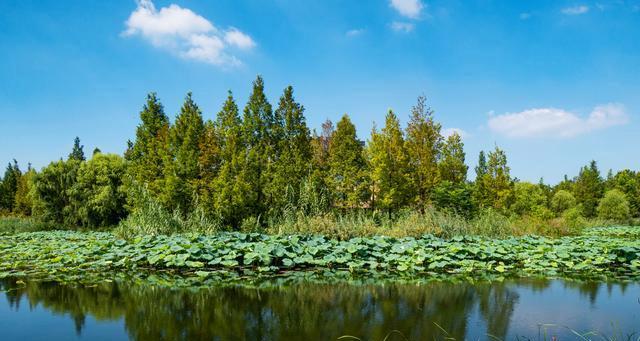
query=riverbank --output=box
[1,227,639,284]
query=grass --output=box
[0,216,58,234]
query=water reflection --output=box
[0,277,638,340]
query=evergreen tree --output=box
[126,93,171,209]
[405,95,442,209]
[13,167,36,216]
[68,137,86,161]
[573,160,603,218]
[367,110,410,212]
[241,76,275,217]
[267,86,312,213]
[328,115,369,209]
[310,119,334,183]
[0,160,21,212]
[164,92,205,213]
[485,146,514,210]
[473,151,490,208]
[92,148,102,156]
[439,132,468,184]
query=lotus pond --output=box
[1,227,640,340]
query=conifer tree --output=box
[367,110,410,212]
[574,160,604,218]
[241,76,274,217]
[405,95,443,209]
[439,132,468,184]
[13,166,36,216]
[267,86,312,213]
[0,160,21,212]
[68,137,86,161]
[473,151,490,208]
[310,119,334,182]
[210,91,252,226]
[164,92,205,213]
[328,115,369,209]
[126,93,170,207]
[485,146,514,210]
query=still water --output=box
[0,277,638,340]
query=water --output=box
[0,278,638,340]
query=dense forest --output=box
[0,76,638,237]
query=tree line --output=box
[1,76,638,230]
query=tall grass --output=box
[0,216,58,234]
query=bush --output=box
[551,190,577,214]
[32,159,80,225]
[597,189,631,221]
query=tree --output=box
[405,95,443,209]
[13,166,36,216]
[0,160,21,212]
[574,160,603,218]
[203,91,252,226]
[512,181,551,218]
[439,132,468,184]
[328,115,369,209]
[367,110,410,212]
[606,169,640,217]
[163,92,205,213]
[32,159,80,225]
[475,146,514,211]
[241,75,275,217]
[125,93,171,209]
[551,190,577,214]
[266,86,312,214]
[69,153,127,227]
[68,137,86,161]
[432,181,475,217]
[597,189,630,221]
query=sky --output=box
[0,0,639,183]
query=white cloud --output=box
[346,28,365,37]
[391,21,415,33]
[123,0,255,66]
[442,128,468,139]
[390,0,424,19]
[561,5,590,15]
[488,103,629,138]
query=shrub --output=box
[551,190,577,214]
[597,189,631,221]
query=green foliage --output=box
[574,160,603,218]
[597,189,631,221]
[0,160,21,213]
[405,95,442,208]
[551,190,577,214]
[328,115,370,209]
[69,153,127,227]
[125,93,171,210]
[68,137,86,161]
[431,181,475,217]
[163,92,205,213]
[605,169,640,217]
[32,159,80,225]
[13,168,36,216]
[438,132,467,184]
[367,110,411,211]
[512,182,549,218]
[475,147,514,211]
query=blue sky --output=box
[1,0,639,183]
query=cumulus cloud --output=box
[390,0,424,19]
[561,5,590,15]
[488,103,629,138]
[123,0,255,66]
[442,128,467,139]
[391,21,415,33]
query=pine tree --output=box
[485,146,514,210]
[367,110,410,212]
[473,151,490,208]
[266,86,312,213]
[574,160,604,218]
[328,115,369,209]
[405,95,443,209]
[126,93,171,208]
[210,91,252,226]
[68,137,86,161]
[0,160,21,212]
[241,76,275,217]
[163,92,205,213]
[439,132,468,184]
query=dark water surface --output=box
[0,277,639,340]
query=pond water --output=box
[0,277,638,340]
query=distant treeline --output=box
[0,76,637,230]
